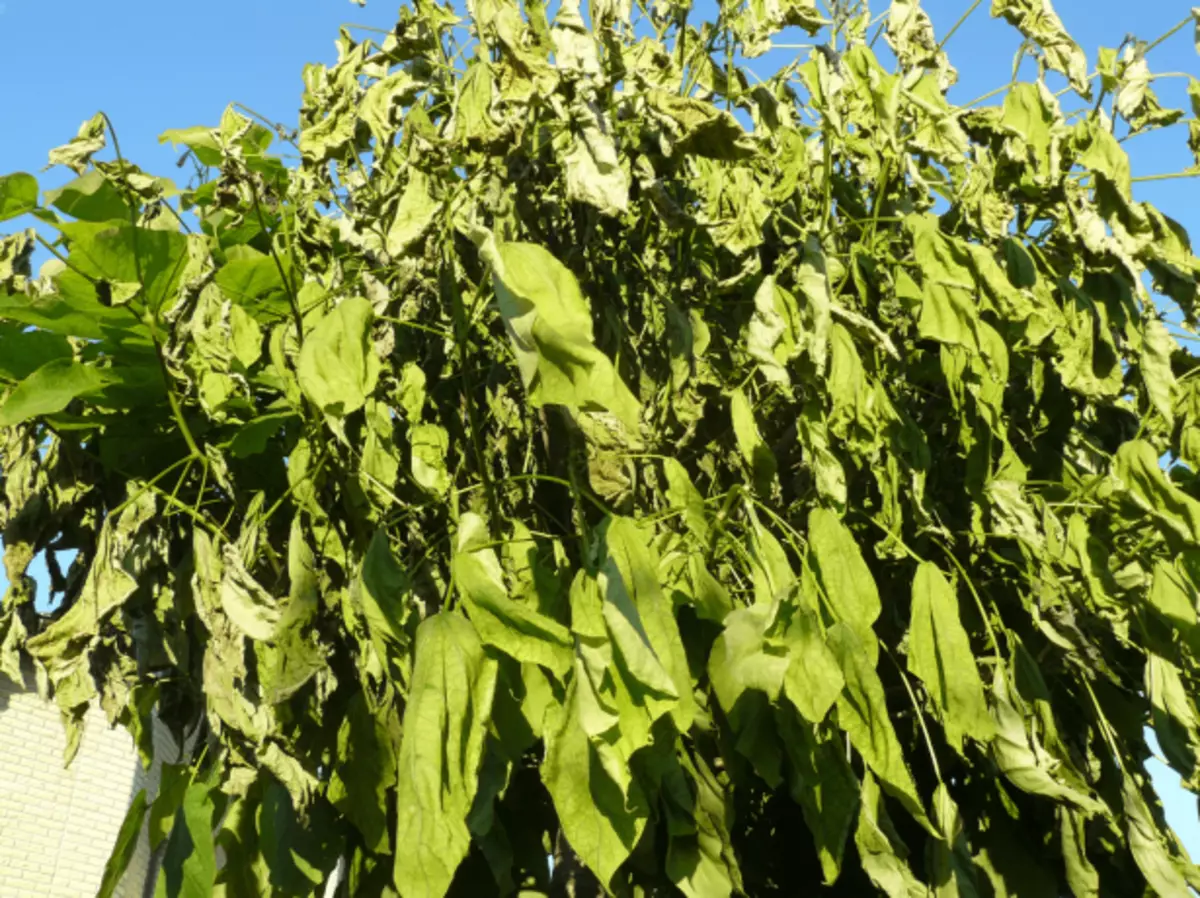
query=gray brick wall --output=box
[0,667,174,898]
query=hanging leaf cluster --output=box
[2,1,1200,895]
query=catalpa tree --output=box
[1,0,1200,895]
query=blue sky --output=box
[0,0,1197,867]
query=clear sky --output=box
[0,0,1197,868]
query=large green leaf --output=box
[0,357,113,426]
[59,219,188,309]
[490,240,641,431]
[154,779,217,898]
[0,325,72,382]
[907,562,995,753]
[808,508,881,664]
[1114,439,1200,544]
[393,613,498,898]
[828,623,931,831]
[329,692,397,854]
[453,513,573,677]
[297,296,381,417]
[44,171,130,222]
[542,677,650,890]
[97,790,149,898]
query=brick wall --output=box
[0,666,173,898]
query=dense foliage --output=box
[2,0,1200,895]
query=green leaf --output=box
[0,358,113,426]
[228,412,295,458]
[150,764,191,851]
[907,562,995,753]
[828,622,931,831]
[0,274,147,340]
[782,608,844,724]
[1114,439,1200,544]
[1146,560,1200,653]
[856,772,926,898]
[489,240,641,431]
[0,325,72,383]
[778,708,859,884]
[1146,652,1200,786]
[59,219,188,308]
[542,677,649,889]
[411,421,451,495]
[329,692,397,854]
[47,112,106,173]
[1140,317,1178,426]
[989,670,1104,814]
[259,773,342,892]
[0,172,37,222]
[43,171,131,222]
[453,512,573,677]
[563,102,629,217]
[646,90,756,160]
[599,516,695,730]
[219,545,281,641]
[730,387,778,493]
[213,252,284,303]
[1123,774,1193,896]
[664,457,710,544]
[357,530,413,673]
[393,613,497,898]
[386,171,440,256]
[155,778,217,898]
[1077,123,1132,199]
[991,0,1090,95]
[808,508,881,664]
[1059,807,1099,898]
[297,296,381,417]
[709,604,790,716]
[664,750,741,898]
[97,789,149,898]
[909,214,982,353]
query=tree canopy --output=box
[2,1,1200,895]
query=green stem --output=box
[34,234,96,284]
[885,645,944,786]
[1145,14,1194,55]
[936,0,983,54]
[1131,171,1200,183]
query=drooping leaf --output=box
[96,789,149,898]
[488,239,641,431]
[828,623,931,831]
[453,512,573,677]
[907,562,995,753]
[393,613,497,898]
[154,778,217,898]
[808,508,881,663]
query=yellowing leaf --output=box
[386,171,439,256]
[991,0,1089,95]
